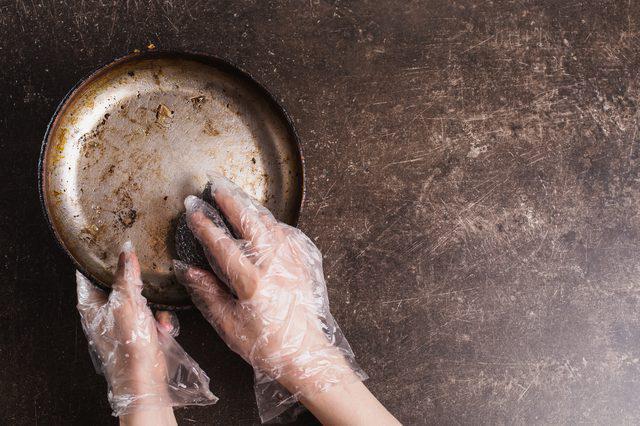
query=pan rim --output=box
[38,49,306,310]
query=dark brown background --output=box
[2,0,640,424]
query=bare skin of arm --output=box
[119,407,176,426]
[300,379,399,426]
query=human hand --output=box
[174,175,367,422]
[77,242,217,419]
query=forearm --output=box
[299,379,400,426]
[119,407,177,426]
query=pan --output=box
[39,51,304,308]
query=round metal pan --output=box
[39,51,304,308]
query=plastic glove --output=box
[77,242,218,417]
[174,175,367,422]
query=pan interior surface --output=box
[42,53,303,307]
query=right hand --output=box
[174,175,366,421]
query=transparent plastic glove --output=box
[174,175,367,422]
[77,242,218,417]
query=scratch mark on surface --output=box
[382,156,425,169]
[461,34,496,54]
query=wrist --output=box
[274,345,360,398]
[109,392,170,416]
[109,380,172,416]
[107,360,172,415]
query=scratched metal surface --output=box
[2,0,640,424]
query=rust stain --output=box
[191,95,206,109]
[203,120,220,136]
[80,223,102,244]
[51,128,69,165]
[155,104,173,122]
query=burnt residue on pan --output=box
[39,51,304,308]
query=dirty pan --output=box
[39,51,304,308]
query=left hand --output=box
[77,242,217,418]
